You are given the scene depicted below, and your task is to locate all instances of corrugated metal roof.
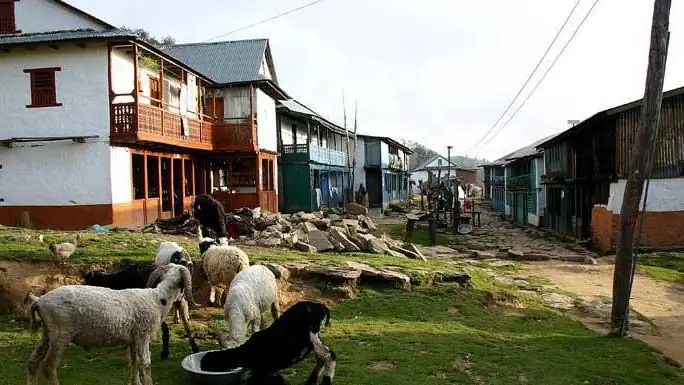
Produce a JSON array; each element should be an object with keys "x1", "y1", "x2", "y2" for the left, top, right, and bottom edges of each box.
[
  {"x1": 0, "y1": 29, "x2": 134, "y2": 46},
  {"x1": 483, "y1": 133, "x2": 559, "y2": 167},
  {"x1": 278, "y1": 99, "x2": 319, "y2": 117},
  {"x1": 161, "y1": 39, "x2": 270, "y2": 84}
]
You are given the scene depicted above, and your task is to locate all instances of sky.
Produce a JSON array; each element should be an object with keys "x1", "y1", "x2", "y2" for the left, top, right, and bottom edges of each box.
[{"x1": 71, "y1": 0, "x2": 684, "y2": 162}]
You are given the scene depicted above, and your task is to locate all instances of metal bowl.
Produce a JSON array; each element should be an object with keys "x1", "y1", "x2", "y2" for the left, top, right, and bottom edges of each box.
[
  {"x1": 457, "y1": 223, "x2": 473, "y2": 235},
  {"x1": 181, "y1": 350, "x2": 247, "y2": 385}
]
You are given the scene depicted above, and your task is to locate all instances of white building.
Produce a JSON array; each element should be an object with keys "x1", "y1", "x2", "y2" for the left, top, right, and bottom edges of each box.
[{"x1": 0, "y1": 0, "x2": 287, "y2": 229}]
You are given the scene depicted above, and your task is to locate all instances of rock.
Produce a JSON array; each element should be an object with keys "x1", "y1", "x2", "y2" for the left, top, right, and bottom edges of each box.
[
  {"x1": 584, "y1": 256, "x2": 598, "y2": 265},
  {"x1": 402, "y1": 243, "x2": 427, "y2": 261},
  {"x1": 496, "y1": 276, "x2": 515, "y2": 285},
  {"x1": 254, "y1": 214, "x2": 279, "y2": 231},
  {"x1": 300, "y1": 212, "x2": 321, "y2": 221},
  {"x1": 282, "y1": 233, "x2": 299, "y2": 248},
  {"x1": 294, "y1": 241, "x2": 317, "y2": 253},
  {"x1": 310, "y1": 218, "x2": 331, "y2": 231},
  {"x1": 329, "y1": 227, "x2": 361, "y2": 252},
  {"x1": 345, "y1": 203, "x2": 368, "y2": 216},
  {"x1": 245, "y1": 240, "x2": 257, "y2": 246},
  {"x1": 541, "y1": 292, "x2": 575, "y2": 309},
  {"x1": 301, "y1": 266, "x2": 362, "y2": 283},
  {"x1": 469, "y1": 250, "x2": 495, "y2": 259},
  {"x1": 280, "y1": 262, "x2": 310, "y2": 278},
  {"x1": 359, "y1": 234, "x2": 395, "y2": 255},
  {"x1": 330, "y1": 239, "x2": 346, "y2": 252},
  {"x1": 10, "y1": 234, "x2": 31, "y2": 242},
  {"x1": 299, "y1": 222, "x2": 318, "y2": 233},
  {"x1": 277, "y1": 217, "x2": 292, "y2": 232},
  {"x1": 293, "y1": 229, "x2": 309, "y2": 243},
  {"x1": 507, "y1": 249, "x2": 526, "y2": 260},
  {"x1": 488, "y1": 260, "x2": 516, "y2": 267},
  {"x1": 559, "y1": 255, "x2": 596, "y2": 264},
  {"x1": 523, "y1": 253, "x2": 552, "y2": 261},
  {"x1": 307, "y1": 230, "x2": 335, "y2": 252},
  {"x1": 359, "y1": 216, "x2": 378, "y2": 232},
  {"x1": 341, "y1": 219, "x2": 361, "y2": 233},
  {"x1": 344, "y1": 261, "x2": 411, "y2": 291},
  {"x1": 258, "y1": 237, "x2": 282, "y2": 247},
  {"x1": 327, "y1": 214, "x2": 342, "y2": 221}
]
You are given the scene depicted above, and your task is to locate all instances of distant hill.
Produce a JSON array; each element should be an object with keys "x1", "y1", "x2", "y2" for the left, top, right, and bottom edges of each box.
[{"x1": 399, "y1": 139, "x2": 489, "y2": 182}]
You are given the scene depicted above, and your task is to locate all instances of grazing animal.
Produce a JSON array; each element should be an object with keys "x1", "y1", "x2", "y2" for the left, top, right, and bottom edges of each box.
[
  {"x1": 199, "y1": 237, "x2": 250, "y2": 307},
  {"x1": 155, "y1": 241, "x2": 193, "y2": 272},
  {"x1": 82, "y1": 260, "x2": 198, "y2": 359},
  {"x1": 48, "y1": 233, "x2": 81, "y2": 264},
  {"x1": 200, "y1": 300, "x2": 336, "y2": 385},
  {"x1": 223, "y1": 264, "x2": 280, "y2": 345},
  {"x1": 193, "y1": 194, "x2": 228, "y2": 242},
  {"x1": 26, "y1": 264, "x2": 197, "y2": 385}
]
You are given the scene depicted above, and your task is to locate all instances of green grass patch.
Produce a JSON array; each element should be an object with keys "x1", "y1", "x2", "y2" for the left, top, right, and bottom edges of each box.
[
  {"x1": 637, "y1": 252, "x2": 684, "y2": 284},
  {"x1": 377, "y1": 222, "x2": 459, "y2": 247},
  {"x1": 1, "y1": 285, "x2": 681, "y2": 385}
]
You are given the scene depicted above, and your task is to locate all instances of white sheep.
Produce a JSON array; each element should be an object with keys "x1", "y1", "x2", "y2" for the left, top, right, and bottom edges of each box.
[
  {"x1": 199, "y1": 237, "x2": 250, "y2": 306},
  {"x1": 26, "y1": 263, "x2": 196, "y2": 385},
  {"x1": 223, "y1": 264, "x2": 280, "y2": 345},
  {"x1": 155, "y1": 241, "x2": 192, "y2": 267}
]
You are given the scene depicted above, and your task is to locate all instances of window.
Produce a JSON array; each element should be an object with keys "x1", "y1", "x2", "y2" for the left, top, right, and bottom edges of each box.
[
  {"x1": 0, "y1": 1, "x2": 18, "y2": 35},
  {"x1": 24, "y1": 67, "x2": 61, "y2": 108},
  {"x1": 132, "y1": 154, "x2": 145, "y2": 200},
  {"x1": 149, "y1": 77, "x2": 161, "y2": 107},
  {"x1": 261, "y1": 159, "x2": 275, "y2": 191},
  {"x1": 184, "y1": 159, "x2": 194, "y2": 196}
]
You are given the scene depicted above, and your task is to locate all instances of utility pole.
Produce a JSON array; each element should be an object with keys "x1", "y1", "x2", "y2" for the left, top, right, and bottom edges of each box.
[
  {"x1": 610, "y1": 0, "x2": 671, "y2": 336},
  {"x1": 446, "y1": 146, "x2": 453, "y2": 224}
]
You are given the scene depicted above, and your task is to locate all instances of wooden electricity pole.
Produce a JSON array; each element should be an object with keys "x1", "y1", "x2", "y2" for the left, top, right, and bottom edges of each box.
[{"x1": 610, "y1": 0, "x2": 671, "y2": 336}]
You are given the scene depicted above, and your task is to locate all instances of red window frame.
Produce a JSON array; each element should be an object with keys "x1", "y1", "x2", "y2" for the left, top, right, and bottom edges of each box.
[
  {"x1": 24, "y1": 67, "x2": 62, "y2": 108},
  {"x1": 0, "y1": 0, "x2": 20, "y2": 35}
]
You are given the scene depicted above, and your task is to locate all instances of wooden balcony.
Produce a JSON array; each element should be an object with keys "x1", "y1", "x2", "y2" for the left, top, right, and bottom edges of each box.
[
  {"x1": 506, "y1": 174, "x2": 531, "y2": 190},
  {"x1": 281, "y1": 143, "x2": 346, "y2": 167},
  {"x1": 213, "y1": 118, "x2": 258, "y2": 152},
  {"x1": 110, "y1": 102, "x2": 214, "y2": 151}
]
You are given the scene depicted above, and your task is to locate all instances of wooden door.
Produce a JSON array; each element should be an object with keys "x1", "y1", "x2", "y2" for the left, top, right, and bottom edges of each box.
[{"x1": 149, "y1": 77, "x2": 161, "y2": 107}]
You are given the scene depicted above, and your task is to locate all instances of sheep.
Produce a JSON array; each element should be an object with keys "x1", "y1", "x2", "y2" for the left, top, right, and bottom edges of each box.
[
  {"x1": 27, "y1": 263, "x2": 197, "y2": 385},
  {"x1": 48, "y1": 233, "x2": 81, "y2": 264},
  {"x1": 200, "y1": 300, "x2": 336, "y2": 385},
  {"x1": 155, "y1": 241, "x2": 193, "y2": 271},
  {"x1": 193, "y1": 194, "x2": 228, "y2": 242},
  {"x1": 199, "y1": 237, "x2": 250, "y2": 307},
  {"x1": 222, "y1": 264, "x2": 280, "y2": 345},
  {"x1": 81, "y1": 261, "x2": 199, "y2": 360}
]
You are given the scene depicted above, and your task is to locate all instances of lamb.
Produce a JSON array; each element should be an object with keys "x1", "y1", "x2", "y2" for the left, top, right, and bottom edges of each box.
[
  {"x1": 222, "y1": 264, "x2": 280, "y2": 345},
  {"x1": 193, "y1": 194, "x2": 228, "y2": 242},
  {"x1": 82, "y1": 261, "x2": 199, "y2": 359},
  {"x1": 27, "y1": 263, "x2": 197, "y2": 385},
  {"x1": 200, "y1": 300, "x2": 336, "y2": 385},
  {"x1": 199, "y1": 237, "x2": 250, "y2": 306},
  {"x1": 155, "y1": 241, "x2": 193, "y2": 270},
  {"x1": 48, "y1": 233, "x2": 81, "y2": 264}
]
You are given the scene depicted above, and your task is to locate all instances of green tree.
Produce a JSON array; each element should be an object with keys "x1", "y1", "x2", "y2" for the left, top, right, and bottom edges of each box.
[{"x1": 120, "y1": 26, "x2": 176, "y2": 46}]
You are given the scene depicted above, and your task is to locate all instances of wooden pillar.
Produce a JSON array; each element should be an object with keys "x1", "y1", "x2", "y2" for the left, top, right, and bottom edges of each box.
[
  {"x1": 157, "y1": 156, "x2": 162, "y2": 217},
  {"x1": 132, "y1": 44, "x2": 139, "y2": 132},
  {"x1": 159, "y1": 57, "x2": 165, "y2": 135},
  {"x1": 170, "y1": 157, "x2": 175, "y2": 216}
]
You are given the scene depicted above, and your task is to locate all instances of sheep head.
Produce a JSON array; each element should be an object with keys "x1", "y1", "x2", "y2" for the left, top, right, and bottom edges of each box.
[
  {"x1": 169, "y1": 249, "x2": 193, "y2": 272},
  {"x1": 198, "y1": 237, "x2": 219, "y2": 255}
]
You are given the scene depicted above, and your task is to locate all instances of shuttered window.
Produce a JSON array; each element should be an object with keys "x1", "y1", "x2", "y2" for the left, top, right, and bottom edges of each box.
[
  {"x1": 24, "y1": 67, "x2": 62, "y2": 108},
  {"x1": 0, "y1": 1, "x2": 18, "y2": 35}
]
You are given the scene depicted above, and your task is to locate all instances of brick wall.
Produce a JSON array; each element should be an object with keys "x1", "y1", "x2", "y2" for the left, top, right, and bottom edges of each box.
[{"x1": 591, "y1": 205, "x2": 684, "y2": 253}]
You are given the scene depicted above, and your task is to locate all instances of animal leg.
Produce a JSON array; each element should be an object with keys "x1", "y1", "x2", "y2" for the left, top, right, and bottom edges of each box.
[
  {"x1": 129, "y1": 344, "x2": 142, "y2": 385},
  {"x1": 160, "y1": 322, "x2": 170, "y2": 360},
  {"x1": 209, "y1": 287, "x2": 216, "y2": 305},
  {"x1": 173, "y1": 302, "x2": 181, "y2": 324},
  {"x1": 41, "y1": 338, "x2": 68, "y2": 385},
  {"x1": 270, "y1": 301, "x2": 280, "y2": 322},
  {"x1": 178, "y1": 299, "x2": 199, "y2": 353},
  {"x1": 135, "y1": 337, "x2": 153, "y2": 385},
  {"x1": 307, "y1": 332, "x2": 336, "y2": 385},
  {"x1": 27, "y1": 331, "x2": 49, "y2": 385}
]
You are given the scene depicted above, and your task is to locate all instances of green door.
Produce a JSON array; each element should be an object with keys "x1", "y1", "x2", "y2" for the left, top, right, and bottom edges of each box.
[{"x1": 282, "y1": 164, "x2": 312, "y2": 213}]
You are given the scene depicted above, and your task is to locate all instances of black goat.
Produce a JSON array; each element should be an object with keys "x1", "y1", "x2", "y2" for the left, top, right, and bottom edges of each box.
[
  {"x1": 193, "y1": 194, "x2": 228, "y2": 240},
  {"x1": 82, "y1": 261, "x2": 200, "y2": 359},
  {"x1": 200, "y1": 300, "x2": 336, "y2": 385}
]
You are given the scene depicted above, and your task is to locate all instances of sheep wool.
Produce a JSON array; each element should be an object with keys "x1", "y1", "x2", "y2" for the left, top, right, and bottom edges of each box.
[
  {"x1": 201, "y1": 243, "x2": 250, "y2": 305},
  {"x1": 155, "y1": 241, "x2": 191, "y2": 266},
  {"x1": 224, "y1": 264, "x2": 280, "y2": 343}
]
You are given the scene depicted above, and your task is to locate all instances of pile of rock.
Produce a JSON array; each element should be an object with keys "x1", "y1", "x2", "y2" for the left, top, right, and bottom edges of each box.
[{"x1": 239, "y1": 207, "x2": 426, "y2": 261}]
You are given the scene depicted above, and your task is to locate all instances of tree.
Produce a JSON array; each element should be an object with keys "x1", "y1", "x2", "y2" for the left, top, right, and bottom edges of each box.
[{"x1": 120, "y1": 26, "x2": 176, "y2": 46}]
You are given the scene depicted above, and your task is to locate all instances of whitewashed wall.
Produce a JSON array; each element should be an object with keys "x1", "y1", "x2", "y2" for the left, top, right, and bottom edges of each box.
[
  {"x1": 0, "y1": 141, "x2": 112, "y2": 205},
  {"x1": 14, "y1": 0, "x2": 108, "y2": 34},
  {"x1": 279, "y1": 115, "x2": 308, "y2": 145},
  {"x1": 256, "y1": 88, "x2": 277, "y2": 152},
  {"x1": 605, "y1": 178, "x2": 684, "y2": 213},
  {"x1": 0, "y1": 45, "x2": 109, "y2": 138},
  {"x1": 110, "y1": 147, "x2": 132, "y2": 204},
  {"x1": 259, "y1": 56, "x2": 272, "y2": 80},
  {"x1": 110, "y1": 48, "x2": 134, "y2": 103}
]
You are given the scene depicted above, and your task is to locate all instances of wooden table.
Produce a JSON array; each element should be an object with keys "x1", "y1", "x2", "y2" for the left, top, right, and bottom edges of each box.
[{"x1": 462, "y1": 210, "x2": 481, "y2": 227}]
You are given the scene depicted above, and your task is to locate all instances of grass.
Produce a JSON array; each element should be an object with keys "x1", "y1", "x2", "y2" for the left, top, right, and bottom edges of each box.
[
  {"x1": 637, "y1": 252, "x2": 684, "y2": 284},
  {"x1": 377, "y1": 222, "x2": 460, "y2": 247},
  {"x1": 1, "y1": 284, "x2": 682, "y2": 385}
]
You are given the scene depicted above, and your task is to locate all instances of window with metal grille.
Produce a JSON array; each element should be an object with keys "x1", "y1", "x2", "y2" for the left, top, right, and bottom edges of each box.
[
  {"x1": 0, "y1": 1, "x2": 18, "y2": 35},
  {"x1": 24, "y1": 67, "x2": 62, "y2": 108}
]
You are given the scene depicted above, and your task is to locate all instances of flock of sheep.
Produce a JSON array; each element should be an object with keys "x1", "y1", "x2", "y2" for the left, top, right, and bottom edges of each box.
[{"x1": 23, "y1": 194, "x2": 337, "y2": 385}]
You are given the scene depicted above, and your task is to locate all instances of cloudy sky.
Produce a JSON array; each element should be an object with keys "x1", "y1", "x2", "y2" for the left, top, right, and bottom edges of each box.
[{"x1": 72, "y1": 0, "x2": 684, "y2": 161}]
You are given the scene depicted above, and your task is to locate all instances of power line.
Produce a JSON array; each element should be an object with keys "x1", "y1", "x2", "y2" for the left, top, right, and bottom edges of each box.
[
  {"x1": 204, "y1": 0, "x2": 329, "y2": 42},
  {"x1": 476, "y1": 0, "x2": 601, "y2": 150},
  {"x1": 464, "y1": 0, "x2": 582, "y2": 154}
]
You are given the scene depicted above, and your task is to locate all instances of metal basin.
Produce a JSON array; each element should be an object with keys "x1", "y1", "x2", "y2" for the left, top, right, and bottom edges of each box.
[
  {"x1": 457, "y1": 224, "x2": 473, "y2": 235},
  {"x1": 181, "y1": 350, "x2": 247, "y2": 385}
]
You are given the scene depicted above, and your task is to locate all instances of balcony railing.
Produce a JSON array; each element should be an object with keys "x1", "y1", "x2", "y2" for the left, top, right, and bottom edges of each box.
[
  {"x1": 281, "y1": 143, "x2": 346, "y2": 167},
  {"x1": 506, "y1": 174, "x2": 531, "y2": 189},
  {"x1": 490, "y1": 175, "x2": 505, "y2": 184},
  {"x1": 111, "y1": 102, "x2": 213, "y2": 149},
  {"x1": 213, "y1": 117, "x2": 257, "y2": 152}
]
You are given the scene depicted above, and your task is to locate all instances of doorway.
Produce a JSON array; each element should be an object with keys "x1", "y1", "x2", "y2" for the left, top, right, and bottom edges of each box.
[
  {"x1": 365, "y1": 169, "x2": 382, "y2": 208},
  {"x1": 161, "y1": 158, "x2": 172, "y2": 213},
  {"x1": 173, "y1": 159, "x2": 183, "y2": 216}
]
